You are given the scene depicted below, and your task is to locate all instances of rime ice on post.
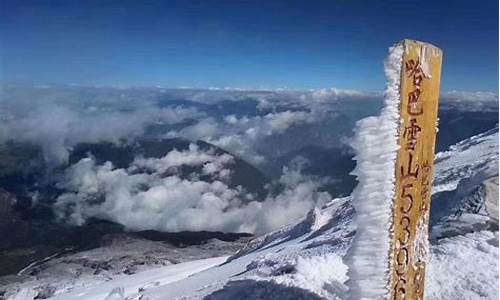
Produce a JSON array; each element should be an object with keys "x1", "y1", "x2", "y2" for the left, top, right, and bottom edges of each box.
[{"x1": 345, "y1": 40, "x2": 442, "y2": 300}]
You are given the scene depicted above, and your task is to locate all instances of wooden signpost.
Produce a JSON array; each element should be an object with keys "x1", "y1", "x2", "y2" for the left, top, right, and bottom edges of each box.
[{"x1": 389, "y1": 40, "x2": 442, "y2": 300}]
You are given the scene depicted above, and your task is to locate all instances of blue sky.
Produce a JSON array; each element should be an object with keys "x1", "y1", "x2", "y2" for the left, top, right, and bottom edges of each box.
[{"x1": 0, "y1": 0, "x2": 498, "y2": 91}]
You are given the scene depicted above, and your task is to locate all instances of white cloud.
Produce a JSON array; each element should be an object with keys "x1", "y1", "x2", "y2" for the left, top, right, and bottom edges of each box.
[
  {"x1": 54, "y1": 148, "x2": 331, "y2": 234},
  {"x1": 264, "y1": 111, "x2": 315, "y2": 134},
  {"x1": 441, "y1": 90, "x2": 498, "y2": 102},
  {"x1": 172, "y1": 118, "x2": 220, "y2": 141},
  {"x1": 168, "y1": 110, "x2": 322, "y2": 165},
  {"x1": 440, "y1": 91, "x2": 499, "y2": 111},
  {"x1": 311, "y1": 88, "x2": 377, "y2": 102},
  {"x1": 0, "y1": 85, "x2": 378, "y2": 168},
  {"x1": 132, "y1": 143, "x2": 234, "y2": 180},
  {"x1": 224, "y1": 115, "x2": 240, "y2": 124},
  {"x1": 1, "y1": 104, "x2": 202, "y2": 166}
]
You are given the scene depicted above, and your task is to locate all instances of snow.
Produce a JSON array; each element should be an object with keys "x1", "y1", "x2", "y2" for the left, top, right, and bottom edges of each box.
[
  {"x1": 344, "y1": 43, "x2": 403, "y2": 299},
  {"x1": 141, "y1": 197, "x2": 355, "y2": 300},
  {"x1": 413, "y1": 214, "x2": 430, "y2": 265},
  {"x1": 17, "y1": 252, "x2": 61, "y2": 276},
  {"x1": 1, "y1": 235, "x2": 244, "y2": 300},
  {"x1": 484, "y1": 177, "x2": 499, "y2": 224},
  {"x1": 48, "y1": 256, "x2": 228, "y2": 300},
  {"x1": 430, "y1": 177, "x2": 498, "y2": 241},
  {"x1": 433, "y1": 125, "x2": 499, "y2": 194},
  {"x1": 426, "y1": 231, "x2": 499, "y2": 300},
  {"x1": 430, "y1": 126, "x2": 499, "y2": 240},
  {"x1": 273, "y1": 254, "x2": 349, "y2": 299}
]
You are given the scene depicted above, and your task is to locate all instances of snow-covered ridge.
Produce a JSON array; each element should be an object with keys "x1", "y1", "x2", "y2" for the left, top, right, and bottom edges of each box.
[
  {"x1": 433, "y1": 124, "x2": 499, "y2": 194},
  {"x1": 0, "y1": 235, "x2": 244, "y2": 300},
  {"x1": 430, "y1": 125, "x2": 498, "y2": 241},
  {"x1": 228, "y1": 196, "x2": 355, "y2": 263},
  {"x1": 426, "y1": 231, "x2": 499, "y2": 300}
]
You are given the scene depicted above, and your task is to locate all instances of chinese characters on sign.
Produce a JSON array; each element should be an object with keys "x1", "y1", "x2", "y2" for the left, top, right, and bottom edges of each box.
[{"x1": 390, "y1": 40, "x2": 442, "y2": 300}]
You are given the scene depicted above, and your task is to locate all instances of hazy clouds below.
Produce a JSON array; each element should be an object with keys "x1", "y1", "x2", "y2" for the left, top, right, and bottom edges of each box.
[
  {"x1": 54, "y1": 147, "x2": 331, "y2": 234},
  {"x1": 1, "y1": 85, "x2": 497, "y2": 233}
]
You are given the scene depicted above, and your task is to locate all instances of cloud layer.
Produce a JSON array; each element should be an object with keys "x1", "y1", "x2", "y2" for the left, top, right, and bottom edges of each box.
[
  {"x1": 0, "y1": 87, "x2": 202, "y2": 166},
  {"x1": 440, "y1": 91, "x2": 499, "y2": 111},
  {"x1": 54, "y1": 147, "x2": 331, "y2": 234},
  {"x1": 2, "y1": 85, "x2": 497, "y2": 234}
]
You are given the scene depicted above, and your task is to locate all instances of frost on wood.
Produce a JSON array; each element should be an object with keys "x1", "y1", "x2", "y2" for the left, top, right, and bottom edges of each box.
[
  {"x1": 413, "y1": 215, "x2": 430, "y2": 264},
  {"x1": 344, "y1": 44, "x2": 403, "y2": 299}
]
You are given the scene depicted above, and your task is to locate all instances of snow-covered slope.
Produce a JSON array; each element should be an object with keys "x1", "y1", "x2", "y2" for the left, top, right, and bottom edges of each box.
[
  {"x1": 433, "y1": 125, "x2": 498, "y2": 194},
  {"x1": 426, "y1": 231, "x2": 498, "y2": 300},
  {"x1": 48, "y1": 256, "x2": 228, "y2": 300},
  {"x1": 0, "y1": 235, "x2": 246, "y2": 300},
  {"x1": 431, "y1": 125, "x2": 499, "y2": 240}
]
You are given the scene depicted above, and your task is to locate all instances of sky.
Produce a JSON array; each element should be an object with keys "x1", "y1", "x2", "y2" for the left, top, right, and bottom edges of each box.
[{"x1": 0, "y1": 0, "x2": 498, "y2": 92}]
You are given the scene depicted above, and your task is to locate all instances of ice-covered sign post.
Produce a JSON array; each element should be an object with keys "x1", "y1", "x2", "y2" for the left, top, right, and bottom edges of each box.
[
  {"x1": 389, "y1": 40, "x2": 442, "y2": 300},
  {"x1": 345, "y1": 39, "x2": 442, "y2": 300}
]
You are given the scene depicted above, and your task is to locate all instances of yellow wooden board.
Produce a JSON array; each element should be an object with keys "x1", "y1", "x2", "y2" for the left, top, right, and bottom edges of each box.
[{"x1": 389, "y1": 39, "x2": 443, "y2": 300}]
